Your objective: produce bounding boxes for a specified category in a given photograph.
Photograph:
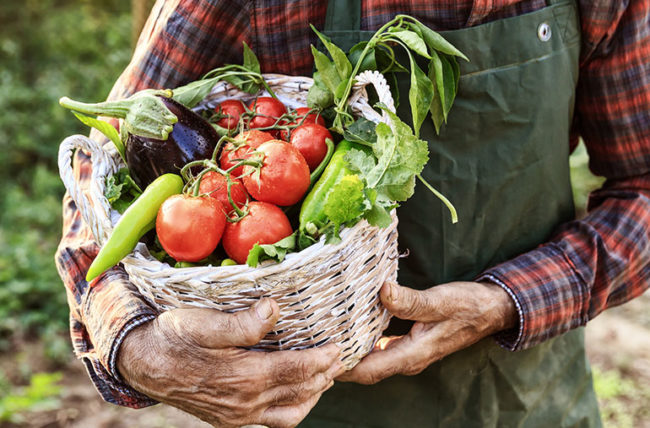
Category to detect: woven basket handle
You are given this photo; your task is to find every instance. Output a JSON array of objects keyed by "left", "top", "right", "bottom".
[
  {"left": 58, "top": 135, "right": 120, "bottom": 245},
  {"left": 349, "top": 70, "right": 397, "bottom": 124}
]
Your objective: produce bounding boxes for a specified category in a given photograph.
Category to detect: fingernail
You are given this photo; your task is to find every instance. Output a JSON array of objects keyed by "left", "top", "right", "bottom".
[{"left": 255, "top": 299, "right": 274, "bottom": 320}]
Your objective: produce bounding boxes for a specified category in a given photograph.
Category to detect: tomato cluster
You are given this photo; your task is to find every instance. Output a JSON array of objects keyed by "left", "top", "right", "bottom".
[{"left": 155, "top": 97, "right": 332, "bottom": 265}]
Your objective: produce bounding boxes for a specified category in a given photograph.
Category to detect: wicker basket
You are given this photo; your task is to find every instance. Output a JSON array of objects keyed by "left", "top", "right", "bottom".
[{"left": 58, "top": 71, "right": 398, "bottom": 369}]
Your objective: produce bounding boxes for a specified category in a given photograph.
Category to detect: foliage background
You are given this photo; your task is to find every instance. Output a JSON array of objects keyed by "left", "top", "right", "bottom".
[
  {"left": 0, "top": 0, "right": 132, "bottom": 355},
  {"left": 0, "top": 1, "right": 647, "bottom": 426}
]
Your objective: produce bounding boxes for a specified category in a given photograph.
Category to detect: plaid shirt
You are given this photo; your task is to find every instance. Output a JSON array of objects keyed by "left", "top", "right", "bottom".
[{"left": 56, "top": 0, "right": 650, "bottom": 407}]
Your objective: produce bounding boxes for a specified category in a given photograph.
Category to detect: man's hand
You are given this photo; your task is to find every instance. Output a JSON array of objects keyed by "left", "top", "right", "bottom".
[
  {"left": 118, "top": 298, "right": 344, "bottom": 428},
  {"left": 337, "top": 281, "right": 517, "bottom": 385}
]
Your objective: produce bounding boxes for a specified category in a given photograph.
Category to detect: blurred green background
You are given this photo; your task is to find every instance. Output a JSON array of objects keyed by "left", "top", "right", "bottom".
[
  {"left": 0, "top": 1, "right": 647, "bottom": 427},
  {"left": 0, "top": 0, "right": 133, "bottom": 357}
]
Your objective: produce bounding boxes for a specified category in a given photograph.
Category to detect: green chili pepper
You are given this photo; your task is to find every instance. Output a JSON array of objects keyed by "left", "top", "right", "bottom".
[
  {"left": 298, "top": 140, "right": 366, "bottom": 238},
  {"left": 86, "top": 173, "right": 184, "bottom": 281}
]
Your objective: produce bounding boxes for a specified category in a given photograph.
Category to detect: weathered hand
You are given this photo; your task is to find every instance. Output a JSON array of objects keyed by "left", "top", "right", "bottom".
[
  {"left": 118, "top": 298, "right": 344, "bottom": 427},
  {"left": 337, "top": 281, "right": 517, "bottom": 385}
]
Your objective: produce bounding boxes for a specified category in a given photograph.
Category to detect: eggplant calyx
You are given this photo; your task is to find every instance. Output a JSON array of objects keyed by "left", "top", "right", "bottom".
[{"left": 59, "top": 89, "right": 178, "bottom": 140}]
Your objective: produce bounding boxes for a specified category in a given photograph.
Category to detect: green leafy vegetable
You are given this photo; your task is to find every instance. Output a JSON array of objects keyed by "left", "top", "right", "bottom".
[
  {"left": 307, "top": 72, "right": 335, "bottom": 109},
  {"left": 311, "top": 26, "right": 353, "bottom": 81},
  {"left": 311, "top": 45, "right": 343, "bottom": 95},
  {"left": 407, "top": 21, "right": 468, "bottom": 61},
  {"left": 343, "top": 117, "right": 378, "bottom": 146},
  {"left": 347, "top": 107, "right": 429, "bottom": 199},
  {"left": 322, "top": 174, "right": 370, "bottom": 239},
  {"left": 308, "top": 14, "right": 467, "bottom": 136},
  {"left": 104, "top": 168, "right": 142, "bottom": 213},
  {"left": 242, "top": 41, "right": 261, "bottom": 74},
  {"left": 246, "top": 232, "right": 297, "bottom": 267},
  {"left": 387, "top": 29, "right": 431, "bottom": 59},
  {"left": 407, "top": 54, "right": 434, "bottom": 137}
]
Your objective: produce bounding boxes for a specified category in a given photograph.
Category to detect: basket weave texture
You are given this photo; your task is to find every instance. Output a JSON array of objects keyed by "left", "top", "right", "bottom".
[{"left": 58, "top": 72, "right": 398, "bottom": 368}]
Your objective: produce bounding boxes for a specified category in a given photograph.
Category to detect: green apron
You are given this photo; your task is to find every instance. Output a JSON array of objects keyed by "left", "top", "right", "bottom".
[{"left": 302, "top": 0, "right": 602, "bottom": 426}]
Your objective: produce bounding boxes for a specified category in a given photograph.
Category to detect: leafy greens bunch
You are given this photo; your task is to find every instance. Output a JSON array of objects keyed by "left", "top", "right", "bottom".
[
  {"left": 298, "top": 16, "right": 463, "bottom": 249},
  {"left": 308, "top": 15, "right": 468, "bottom": 137}
]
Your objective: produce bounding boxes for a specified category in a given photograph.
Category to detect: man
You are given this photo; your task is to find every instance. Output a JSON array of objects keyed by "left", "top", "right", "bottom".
[{"left": 56, "top": 0, "right": 650, "bottom": 426}]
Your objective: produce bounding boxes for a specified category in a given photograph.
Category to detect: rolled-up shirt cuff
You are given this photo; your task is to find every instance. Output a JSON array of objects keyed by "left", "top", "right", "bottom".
[{"left": 476, "top": 243, "right": 587, "bottom": 351}]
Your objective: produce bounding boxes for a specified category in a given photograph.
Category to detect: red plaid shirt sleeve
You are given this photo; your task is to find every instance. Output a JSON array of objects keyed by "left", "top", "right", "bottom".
[
  {"left": 56, "top": 0, "right": 650, "bottom": 408},
  {"left": 55, "top": 151, "right": 158, "bottom": 408}
]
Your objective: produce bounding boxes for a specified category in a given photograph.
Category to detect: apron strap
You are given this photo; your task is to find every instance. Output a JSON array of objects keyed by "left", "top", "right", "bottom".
[{"left": 324, "top": 0, "right": 361, "bottom": 32}]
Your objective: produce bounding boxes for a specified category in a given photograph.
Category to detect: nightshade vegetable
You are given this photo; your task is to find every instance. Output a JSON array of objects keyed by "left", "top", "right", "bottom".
[
  {"left": 86, "top": 173, "right": 184, "bottom": 281},
  {"left": 60, "top": 95, "right": 220, "bottom": 189}
]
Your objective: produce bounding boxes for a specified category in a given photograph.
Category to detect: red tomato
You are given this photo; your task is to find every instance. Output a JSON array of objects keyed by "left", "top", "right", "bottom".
[
  {"left": 280, "top": 107, "right": 327, "bottom": 140},
  {"left": 295, "top": 107, "right": 326, "bottom": 127},
  {"left": 215, "top": 100, "right": 246, "bottom": 130},
  {"left": 242, "top": 140, "right": 310, "bottom": 206},
  {"left": 248, "top": 97, "right": 287, "bottom": 136},
  {"left": 156, "top": 194, "right": 226, "bottom": 262},
  {"left": 289, "top": 123, "right": 333, "bottom": 171},
  {"left": 219, "top": 130, "right": 274, "bottom": 177},
  {"left": 198, "top": 171, "right": 249, "bottom": 213},
  {"left": 222, "top": 201, "right": 293, "bottom": 264}
]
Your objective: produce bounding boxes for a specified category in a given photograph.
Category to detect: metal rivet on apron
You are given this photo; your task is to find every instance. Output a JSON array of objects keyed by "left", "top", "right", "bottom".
[{"left": 537, "top": 22, "right": 552, "bottom": 42}]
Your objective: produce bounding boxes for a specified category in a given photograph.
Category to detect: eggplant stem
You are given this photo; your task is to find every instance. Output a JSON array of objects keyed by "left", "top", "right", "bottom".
[{"left": 59, "top": 97, "right": 129, "bottom": 118}]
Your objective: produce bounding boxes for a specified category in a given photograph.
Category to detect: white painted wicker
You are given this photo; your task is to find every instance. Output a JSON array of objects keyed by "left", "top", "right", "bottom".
[{"left": 58, "top": 71, "right": 398, "bottom": 368}]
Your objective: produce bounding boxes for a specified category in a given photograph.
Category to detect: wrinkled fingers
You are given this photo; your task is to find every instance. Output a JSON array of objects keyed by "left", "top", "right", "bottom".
[{"left": 262, "top": 344, "right": 341, "bottom": 388}]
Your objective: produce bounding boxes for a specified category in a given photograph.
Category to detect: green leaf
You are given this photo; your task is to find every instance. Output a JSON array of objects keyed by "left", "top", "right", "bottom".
[
  {"left": 348, "top": 108, "right": 429, "bottom": 203},
  {"left": 345, "top": 147, "right": 377, "bottom": 178},
  {"left": 343, "top": 117, "right": 377, "bottom": 146},
  {"left": 297, "top": 231, "right": 318, "bottom": 251},
  {"left": 366, "top": 204, "right": 392, "bottom": 227},
  {"left": 407, "top": 52, "right": 434, "bottom": 137},
  {"left": 71, "top": 112, "right": 125, "bottom": 161},
  {"left": 387, "top": 29, "right": 431, "bottom": 59},
  {"left": 246, "top": 232, "right": 297, "bottom": 267},
  {"left": 171, "top": 76, "right": 223, "bottom": 108},
  {"left": 429, "top": 54, "right": 445, "bottom": 134},
  {"left": 104, "top": 168, "right": 142, "bottom": 214},
  {"left": 307, "top": 72, "right": 334, "bottom": 109},
  {"left": 334, "top": 79, "right": 350, "bottom": 100},
  {"left": 310, "top": 45, "right": 342, "bottom": 94},
  {"left": 311, "top": 25, "right": 353, "bottom": 80},
  {"left": 442, "top": 53, "right": 460, "bottom": 113},
  {"left": 242, "top": 41, "right": 261, "bottom": 74},
  {"left": 348, "top": 42, "right": 377, "bottom": 72},
  {"left": 409, "top": 21, "right": 469, "bottom": 61}
]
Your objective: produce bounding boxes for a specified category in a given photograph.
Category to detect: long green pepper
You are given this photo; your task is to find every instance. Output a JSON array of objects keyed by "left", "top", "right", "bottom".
[{"left": 86, "top": 173, "right": 184, "bottom": 281}]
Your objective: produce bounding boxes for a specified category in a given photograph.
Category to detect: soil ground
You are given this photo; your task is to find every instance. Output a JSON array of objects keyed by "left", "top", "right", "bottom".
[{"left": 3, "top": 291, "right": 649, "bottom": 428}]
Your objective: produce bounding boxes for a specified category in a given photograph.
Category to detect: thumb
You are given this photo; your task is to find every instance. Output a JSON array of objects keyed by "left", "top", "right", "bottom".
[
  {"left": 167, "top": 298, "right": 281, "bottom": 349},
  {"left": 380, "top": 282, "right": 439, "bottom": 322}
]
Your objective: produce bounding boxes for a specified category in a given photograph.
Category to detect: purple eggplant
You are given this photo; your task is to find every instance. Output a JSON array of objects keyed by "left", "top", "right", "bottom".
[
  {"left": 125, "top": 97, "right": 218, "bottom": 188},
  {"left": 60, "top": 92, "right": 219, "bottom": 189}
]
